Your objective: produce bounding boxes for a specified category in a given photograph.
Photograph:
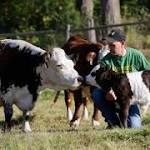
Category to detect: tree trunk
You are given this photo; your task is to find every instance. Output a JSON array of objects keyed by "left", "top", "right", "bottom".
[
  {"left": 101, "top": 0, "right": 122, "bottom": 35},
  {"left": 80, "top": 0, "right": 97, "bottom": 42}
]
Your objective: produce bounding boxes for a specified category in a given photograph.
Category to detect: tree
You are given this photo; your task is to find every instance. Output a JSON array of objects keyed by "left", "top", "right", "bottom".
[
  {"left": 0, "top": 0, "right": 81, "bottom": 46},
  {"left": 77, "top": 0, "right": 96, "bottom": 42},
  {"left": 101, "top": 0, "right": 122, "bottom": 34}
]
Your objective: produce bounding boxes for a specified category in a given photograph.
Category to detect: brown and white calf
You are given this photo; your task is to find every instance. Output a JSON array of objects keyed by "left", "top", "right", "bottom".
[
  {"left": 0, "top": 39, "right": 82, "bottom": 132},
  {"left": 86, "top": 65, "right": 150, "bottom": 128},
  {"left": 62, "top": 35, "right": 103, "bottom": 127}
]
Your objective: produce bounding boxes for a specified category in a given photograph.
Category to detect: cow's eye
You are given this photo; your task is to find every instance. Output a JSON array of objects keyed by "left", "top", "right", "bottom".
[
  {"left": 91, "top": 72, "right": 96, "bottom": 77},
  {"left": 57, "top": 64, "right": 63, "bottom": 69}
]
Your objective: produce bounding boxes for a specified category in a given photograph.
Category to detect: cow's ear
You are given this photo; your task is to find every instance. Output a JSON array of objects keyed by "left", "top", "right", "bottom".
[
  {"left": 100, "top": 71, "right": 110, "bottom": 80},
  {"left": 46, "top": 50, "right": 52, "bottom": 58},
  {"left": 44, "top": 51, "right": 51, "bottom": 68}
]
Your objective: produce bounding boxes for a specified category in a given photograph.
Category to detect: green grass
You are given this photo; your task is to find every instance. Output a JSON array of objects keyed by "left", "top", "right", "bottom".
[{"left": 0, "top": 89, "right": 150, "bottom": 150}]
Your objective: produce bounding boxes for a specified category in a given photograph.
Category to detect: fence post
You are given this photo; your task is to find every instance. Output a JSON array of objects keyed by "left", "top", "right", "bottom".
[{"left": 65, "top": 24, "right": 71, "bottom": 41}]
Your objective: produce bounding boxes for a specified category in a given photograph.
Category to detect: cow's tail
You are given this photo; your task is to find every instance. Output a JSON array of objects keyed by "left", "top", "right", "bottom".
[
  {"left": 53, "top": 91, "right": 61, "bottom": 104},
  {"left": 50, "top": 91, "right": 61, "bottom": 107}
]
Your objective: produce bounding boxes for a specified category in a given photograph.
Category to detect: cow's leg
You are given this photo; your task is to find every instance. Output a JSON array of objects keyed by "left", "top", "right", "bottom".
[
  {"left": 3, "top": 103, "right": 13, "bottom": 132},
  {"left": 118, "top": 98, "right": 130, "bottom": 128},
  {"left": 82, "top": 97, "right": 89, "bottom": 120},
  {"left": 70, "top": 89, "right": 82, "bottom": 127},
  {"left": 64, "top": 90, "right": 73, "bottom": 121},
  {"left": 92, "top": 104, "right": 100, "bottom": 127},
  {"left": 90, "top": 86, "right": 100, "bottom": 127},
  {"left": 23, "top": 111, "right": 32, "bottom": 133},
  {"left": 81, "top": 86, "right": 91, "bottom": 120}
]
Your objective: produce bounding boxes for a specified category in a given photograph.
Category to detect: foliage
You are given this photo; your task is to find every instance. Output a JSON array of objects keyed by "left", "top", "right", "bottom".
[
  {"left": 120, "top": 0, "right": 150, "bottom": 21},
  {"left": 0, "top": 0, "right": 81, "bottom": 47},
  {"left": 93, "top": 0, "right": 102, "bottom": 25},
  {"left": 0, "top": 0, "right": 150, "bottom": 48},
  {"left": 2, "top": 0, "right": 150, "bottom": 32},
  {"left": 0, "top": 0, "right": 81, "bottom": 33}
]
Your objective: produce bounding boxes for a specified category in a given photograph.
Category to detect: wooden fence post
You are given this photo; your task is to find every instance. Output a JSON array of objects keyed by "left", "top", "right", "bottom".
[{"left": 65, "top": 24, "right": 71, "bottom": 41}]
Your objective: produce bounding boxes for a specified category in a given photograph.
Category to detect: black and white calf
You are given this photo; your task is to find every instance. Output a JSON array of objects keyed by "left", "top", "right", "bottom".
[
  {"left": 86, "top": 65, "right": 150, "bottom": 128},
  {"left": 0, "top": 39, "right": 82, "bottom": 132}
]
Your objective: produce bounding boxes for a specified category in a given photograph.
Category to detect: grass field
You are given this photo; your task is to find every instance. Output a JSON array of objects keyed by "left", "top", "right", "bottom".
[{"left": 0, "top": 89, "right": 150, "bottom": 150}]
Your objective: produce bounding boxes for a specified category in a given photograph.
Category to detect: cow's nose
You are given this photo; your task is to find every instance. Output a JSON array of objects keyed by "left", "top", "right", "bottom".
[{"left": 77, "top": 76, "right": 84, "bottom": 83}]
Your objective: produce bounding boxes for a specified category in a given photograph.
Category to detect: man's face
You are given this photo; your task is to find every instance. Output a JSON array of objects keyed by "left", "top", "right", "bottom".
[{"left": 109, "top": 41, "right": 125, "bottom": 56}]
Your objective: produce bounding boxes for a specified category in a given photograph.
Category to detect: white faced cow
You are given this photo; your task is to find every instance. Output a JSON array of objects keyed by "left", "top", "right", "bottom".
[
  {"left": 0, "top": 39, "right": 82, "bottom": 132},
  {"left": 86, "top": 64, "right": 150, "bottom": 128}
]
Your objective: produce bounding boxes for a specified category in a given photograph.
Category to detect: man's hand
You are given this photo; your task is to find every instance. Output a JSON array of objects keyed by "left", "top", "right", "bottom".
[{"left": 105, "top": 89, "right": 117, "bottom": 101}]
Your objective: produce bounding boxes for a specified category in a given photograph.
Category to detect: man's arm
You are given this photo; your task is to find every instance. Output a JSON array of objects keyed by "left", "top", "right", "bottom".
[{"left": 138, "top": 53, "right": 150, "bottom": 70}]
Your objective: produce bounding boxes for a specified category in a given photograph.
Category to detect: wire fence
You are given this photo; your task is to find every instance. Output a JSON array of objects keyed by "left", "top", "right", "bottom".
[{"left": 0, "top": 20, "right": 150, "bottom": 49}]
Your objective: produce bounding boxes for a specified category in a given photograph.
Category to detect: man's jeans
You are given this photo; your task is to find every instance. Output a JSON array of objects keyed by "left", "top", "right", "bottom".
[{"left": 92, "top": 88, "right": 141, "bottom": 128}]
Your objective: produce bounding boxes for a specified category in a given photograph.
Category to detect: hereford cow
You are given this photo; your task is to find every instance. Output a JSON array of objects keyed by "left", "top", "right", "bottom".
[
  {"left": 61, "top": 35, "right": 103, "bottom": 127},
  {"left": 86, "top": 64, "right": 150, "bottom": 128},
  {"left": 0, "top": 39, "right": 82, "bottom": 132}
]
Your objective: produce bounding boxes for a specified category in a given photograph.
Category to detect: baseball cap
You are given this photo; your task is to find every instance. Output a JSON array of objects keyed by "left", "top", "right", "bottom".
[{"left": 105, "top": 29, "right": 126, "bottom": 43}]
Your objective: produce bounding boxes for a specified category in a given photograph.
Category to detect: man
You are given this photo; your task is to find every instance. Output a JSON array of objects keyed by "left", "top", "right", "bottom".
[{"left": 92, "top": 29, "right": 150, "bottom": 128}]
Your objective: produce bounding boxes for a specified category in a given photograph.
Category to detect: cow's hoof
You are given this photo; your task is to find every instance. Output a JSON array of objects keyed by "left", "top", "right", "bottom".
[
  {"left": 23, "top": 122, "right": 32, "bottom": 133},
  {"left": 92, "top": 119, "right": 100, "bottom": 128},
  {"left": 2, "top": 123, "right": 11, "bottom": 133},
  {"left": 70, "top": 118, "right": 80, "bottom": 128},
  {"left": 2, "top": 127, "right": 11, "bottom": 133},
  {"left": 23, "top": 128, "right": 32, "bottom": 133}
]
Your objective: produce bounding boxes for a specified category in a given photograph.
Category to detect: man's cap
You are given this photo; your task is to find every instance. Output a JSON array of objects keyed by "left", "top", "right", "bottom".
[{"left": 105, "top": 29, "right": 126, "bottom": 43}]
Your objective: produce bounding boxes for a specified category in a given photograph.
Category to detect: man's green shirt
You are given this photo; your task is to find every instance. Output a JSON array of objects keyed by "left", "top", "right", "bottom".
[{"left": 101, "top": 47, "right": 150, "bottom": 73}]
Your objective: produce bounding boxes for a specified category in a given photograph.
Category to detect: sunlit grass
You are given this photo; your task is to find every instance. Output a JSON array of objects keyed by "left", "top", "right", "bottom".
[{"left": 0, "top": 90, "right": 150, "bottom": 149}]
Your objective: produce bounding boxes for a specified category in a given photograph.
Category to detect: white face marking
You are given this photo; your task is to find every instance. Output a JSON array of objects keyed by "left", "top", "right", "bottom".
[
  {"left": 127, "top": 71, "right": 150, "bottom": 106},
  {"left": 98, "top": 48, "right": 110, "bottom": 61},
  {"left": 86, "top": 65, "right": 101, "bottom": 88},
  {"left": 37, "top": 47, "right": 82, "bottom": 91},
  {"left": 86, "top": 52, "right": 96, "bottom": 65},
  {"left": 1, "top": 39, "right": 45, "bottom": 55}
]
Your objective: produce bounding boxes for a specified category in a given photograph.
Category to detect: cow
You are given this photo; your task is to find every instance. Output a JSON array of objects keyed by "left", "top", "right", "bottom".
[
  {"left": 85, "top": 64, "right": 150, "bottom": 128},
  {"left": 61, "top": 35, "right": 103, "bottom": 127},
  {"left": 0, "top": 39, "right": 82, "bottom": 132}
]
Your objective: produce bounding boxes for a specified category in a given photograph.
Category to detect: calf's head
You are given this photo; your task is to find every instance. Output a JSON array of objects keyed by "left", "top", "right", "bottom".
[
  {"left": 86, "top": 64, "right": 116, "bottom": 91},
  {"left": 63, "top": 35, "right": 102, "bottom": 77}
]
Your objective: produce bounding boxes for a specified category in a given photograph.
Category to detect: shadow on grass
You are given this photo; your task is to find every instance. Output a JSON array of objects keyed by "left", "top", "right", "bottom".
[{"left": 0, "top": 115, "right": 35, "bottom": 130}]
